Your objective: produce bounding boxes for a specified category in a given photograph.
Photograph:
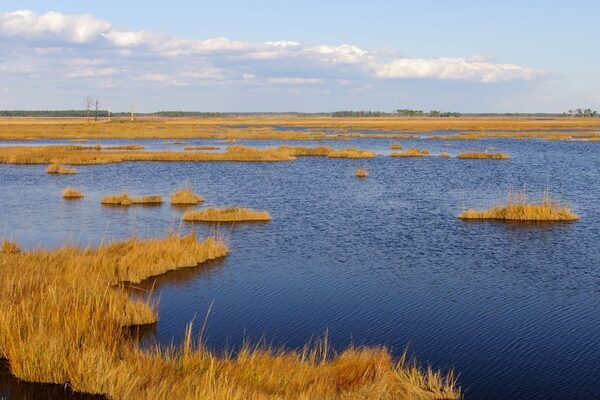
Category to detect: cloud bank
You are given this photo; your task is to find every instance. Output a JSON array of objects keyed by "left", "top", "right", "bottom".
[{"left": 0, "top": 9, "right": 548, "bottom": 110}]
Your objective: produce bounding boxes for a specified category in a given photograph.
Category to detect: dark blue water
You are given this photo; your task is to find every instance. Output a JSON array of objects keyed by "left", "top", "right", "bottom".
[{"left": 1, "top": 137, "right": 600, "bottom": 399}]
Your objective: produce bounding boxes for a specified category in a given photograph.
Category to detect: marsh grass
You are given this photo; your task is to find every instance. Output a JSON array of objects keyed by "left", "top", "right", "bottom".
[
  {"left": 183, "top": 207, "right": 272, "bottom": 222},
  {"left": 438, "top": 152, "right": 451, "bottom": 158},
  {"left": 355, "top": 167, "right": 369, "bottom": 178},
  {"left": 170, "top": 184, "right": 204, "bottom": 205},
  {"left": 1, "top": 239, "right": 20, "bottom": 254},
  {"left": 391, "top": 148, "right": 430, "bottom": 157},
  {"left": 459, "top": 188, "right": 579, "bottom": 221},
  {"left": 390, "top": 143, "right": 403, "bottom": 149},
  {"left": 103, "top": 145, "right": 145, "bottom": 150},
  {"left": 47, "top": 164, "right": 77, "bottom": 174},
  {"left": 62, "top": 187, "right": 84, "bottom": 198},
  {"left": 184, "top": 145, "right": 220, "bottom": 150},
  {"left": 327, "top": 148, "right": 376, "bottom": 158},
  {"left": 456, "top": 152, "right": 510, "bottom": 159},
  {"left": 0, "top": 233, "right": 460, "bottom": 399},
  {"left": 101, "top": 194, "right": 162, "bottom": 206}
]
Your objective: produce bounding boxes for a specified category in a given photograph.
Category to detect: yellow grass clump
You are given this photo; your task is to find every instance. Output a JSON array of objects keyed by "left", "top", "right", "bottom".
[
  {"left": 184, "top": 145, "right": 220, "bottom": 150},
  {"left": 456, "top": 152, "right": 510, "bottom": 159},
  {"left": 46, "top": 163, "right": 77, "bottom": 174},
  {"left": 459, "top": 189, "right": 579, "bottom": 221},
  {"left": 170, "top": 185, "right": 204, "bottom": 205},
  {"left": 1, "top": 239, "right": 20, "bottom": 254},
  {"left": 62, "top": 187, "right": 84, "bottom": 198},
  {"left": 355, "top": 167, "right": 369, "bottom": 178},
  {"left": 183, "top": 207, "right": 272, "bottom": 222},
  {"left": 438, "top": 152, "right": 451, "bottom": 158},
  {"left": 327, "top": 148, "right": 376, "bottom": 159},
  {"left": 101, "top": 193, "right": 162, "bottom": 206},
  {"left": 390, "top": 143, "right": 403, "bottom": 149},
  {"left": 391, "top": 148, "right": 430, "bottom": 157}
]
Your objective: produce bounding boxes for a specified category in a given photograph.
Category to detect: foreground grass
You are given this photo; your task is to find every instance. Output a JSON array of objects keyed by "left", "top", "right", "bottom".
[
  {"left": 0, "top": 235, "right": 460, "bottom": 399},
  {"left": 183, "top": 207, "right": 272, "bottom": 222},
  {"left": 1, "top": 239, "right": 20, "bottom": 254},
  {"left": 459, "top": 190, "right": 579, "bottom": 221}
]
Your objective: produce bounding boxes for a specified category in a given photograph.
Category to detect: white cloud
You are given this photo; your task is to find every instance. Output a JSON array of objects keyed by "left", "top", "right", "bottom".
[
  {"left": 66, "top": 67, "right": 121, "bottom": 78},
  {"left": 375, "top": 57, "right": 546, "bottom": 82},
  {"left": 0, "top": 10, "right": 111, "bottom": 43},
  {"left": 269, "top": 77, "right": 324, "bottom": 85}
]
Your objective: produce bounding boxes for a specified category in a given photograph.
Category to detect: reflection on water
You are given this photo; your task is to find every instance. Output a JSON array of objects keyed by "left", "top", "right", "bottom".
[{"left": 1, "top": 137, "right": 600, "bottom": 399}]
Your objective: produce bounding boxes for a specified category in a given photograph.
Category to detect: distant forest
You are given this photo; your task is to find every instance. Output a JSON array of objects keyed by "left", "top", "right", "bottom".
[{"left": 0, "top": 109, "right": 597, "bottom": 118}]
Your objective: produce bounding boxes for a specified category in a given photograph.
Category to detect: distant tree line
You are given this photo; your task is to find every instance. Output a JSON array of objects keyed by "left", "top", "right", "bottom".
[{"left": 564, "top": 108, "right": 598, "bottom": 117}]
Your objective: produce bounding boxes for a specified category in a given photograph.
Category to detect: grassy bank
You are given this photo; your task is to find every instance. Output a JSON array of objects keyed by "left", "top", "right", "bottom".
[{"left": 0, "top": 235, "right": 460, "bottom": 399}]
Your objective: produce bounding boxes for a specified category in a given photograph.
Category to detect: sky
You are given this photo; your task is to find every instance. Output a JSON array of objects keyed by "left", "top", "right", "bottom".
[{"left": 0, "top": 0, "right": 599, "bottom": 112}]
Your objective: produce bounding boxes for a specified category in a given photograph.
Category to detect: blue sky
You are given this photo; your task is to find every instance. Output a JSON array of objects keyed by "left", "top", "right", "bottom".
[{"left": 0, "top": 1, "right": 598, "bottom": 112}]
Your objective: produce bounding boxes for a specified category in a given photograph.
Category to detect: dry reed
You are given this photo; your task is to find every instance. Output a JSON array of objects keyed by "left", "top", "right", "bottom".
[
  {"left": 171, "top": 185, "right": 204, "bottom": 205},
  {"left": 183, "top": 207, "right": 272, "bottom": 222},
  {"left": 1, "top": 239, "right": 20, "bottom": 254},
  {"left": 62, "top": 187, "right": 84, "bottom": 198},
  {"left": 327, "top": 148, "right": 376, "bottom": 158},
  {"left": 101, "top": 193, "right": 162, "bottom": 206},
  {"left": 459, "top": 189, "right": 579, "bottom": 221},
  {"left": 355, "top": 167, "right": 369, "bottom": 178},
  {"left": 456, "top": 152, "right": 510, "bottom": 159},
  {"left": 391, "top": 148, "right": 430, "bottom": 157},
  {"left": 47, "top": 163, "right": 77, "bottom": 174}
]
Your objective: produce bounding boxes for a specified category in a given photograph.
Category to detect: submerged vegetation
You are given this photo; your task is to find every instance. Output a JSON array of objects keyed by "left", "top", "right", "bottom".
[
  {"left": 456, "top": 152, "right": 510, "bottom": 159},
  {"left": 459, "top": 189, "right": 579, "bottom": 221},
  {"left": 47, "top": 163, "right": 77, "bottom": 174},
  {"left": 391, "top": 148, "right": 430, "bottom": 157},
  {"left": 0, "top": 235, "right": 460, "bottom": 399},
  {"left": 62, "top": 187, "right": 84, "bottom": 198},
  {"left": 183, "top": 208, "right": 272, "bottom": 222}
]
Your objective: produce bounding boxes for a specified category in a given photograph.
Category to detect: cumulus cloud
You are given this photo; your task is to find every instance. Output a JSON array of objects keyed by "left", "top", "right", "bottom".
[
  {"left": 0, "top": 8, "right": 547, "bottom": 100},
  {"left": 375, "top": 57, "right": 545, "bottom": 82}
]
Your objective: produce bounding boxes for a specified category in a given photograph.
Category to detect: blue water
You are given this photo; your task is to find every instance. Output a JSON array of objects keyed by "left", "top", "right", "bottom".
[{"left": 1, "top": 137, "right": 600, "bottom": 399}]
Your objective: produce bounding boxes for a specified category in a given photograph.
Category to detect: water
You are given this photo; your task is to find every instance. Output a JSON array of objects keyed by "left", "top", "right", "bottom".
[{"left": 1, "top": 137, "right": 600, "bottom": 399}]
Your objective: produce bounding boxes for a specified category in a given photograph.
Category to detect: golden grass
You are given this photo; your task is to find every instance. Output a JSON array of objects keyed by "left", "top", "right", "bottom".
[
  {"left": 184, "top": 145, "right": 220, "bottom": 150},
  {"left": 62, "top": 187, "right": 84, "bottom": 198},
  {"left": 278, "top": 145, "right": 335, "bottom": 157},
  {"left": 438, "top": 152, "right": 451, "bottom": 158},
  {"left": 1, "top": 239, "right": 20, "bottom": 254},
  {"left": 390, "top": 143, "right": 403, "bottom": 149},
  {"left": 327, "top": 148, "right": 377, "bottom": 159},
  {"left": 459, "top": 189, "right": 579, "bottom": 221},
  {"left": 170, "top": 185, "right": 204, "bottom": 205},
  {"left": 0, "top": 233, "right": 460, "bottom": 399},
  {"left": 355, "top": 167, "right": 369, "bottom": 178},
  {"left": 101, "top": 193, "right": 162, "bottom": 206},
  {"left": 456, "top": 152, "right": 510, "bottom": 159},
  {"left": 1, "top": 145, "right": 297, "bottom": 165},
  {"left": 104, "top": 145, "right": 145, "bottom": 150},
  {"left": 183, "top": 207, "right": 272, "bottom": 222},
  {"left": 391, "top": 148, "right": 430, "bottom": 157},
  {"left": 47, "top": 163, "right": 77, "bottom": 174}
]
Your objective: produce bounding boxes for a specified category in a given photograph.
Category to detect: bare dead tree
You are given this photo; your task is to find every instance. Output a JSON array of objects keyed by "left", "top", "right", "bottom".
[
  {"left": 84, "top": 96, "right": 94, "bottom": 122},
  {"left": 130, "top": 102, "right": 136, "bottom": 121},
  {"left": 107, "top": 98, "right": 111, "bottom": 122},
  {"left": 94, "top": 98, "right": 99, "bottom": 122}
]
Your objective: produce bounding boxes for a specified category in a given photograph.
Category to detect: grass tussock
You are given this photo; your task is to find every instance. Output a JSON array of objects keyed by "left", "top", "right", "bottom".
[
  {"left": 456, "top": 152, "right": 510, "bottom": 159},
  {"left": 355, "top": 167, "right": 369, "bottom": 178},
  {"left": 47, "top": 163, "right": 77, "bottom": 174},
  {"left": 183, "top": 207, "right": 272, "bottom": 222},
  {"left": 327, "top": 148, "right": 376, "bottom": 159},
  {"left": 183, "top": 145, "right": 220, "bottom": 151},
  {"left": 438, "top": 152, "right": 451, "bottom": 158},
  {"left": 459, "top": 189, "right": 579, "bottom": 221},
  {"left": 171, "top": 184, "right": 204, "bottom": 205},
  {"left": 1, "top": 239, "right": 20, "bottom": 254},
  {"left": 101, "top": 193, "right": 162, "bottom": 206},
  {"left": 62, "top": 187, "right": 84, "bottom": 198},
  {"left": 390, "top": 143, "right": 403, "bottom": 149},
  {"left": 391, "top": 148, "right": 430, "bottom": 157}
]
